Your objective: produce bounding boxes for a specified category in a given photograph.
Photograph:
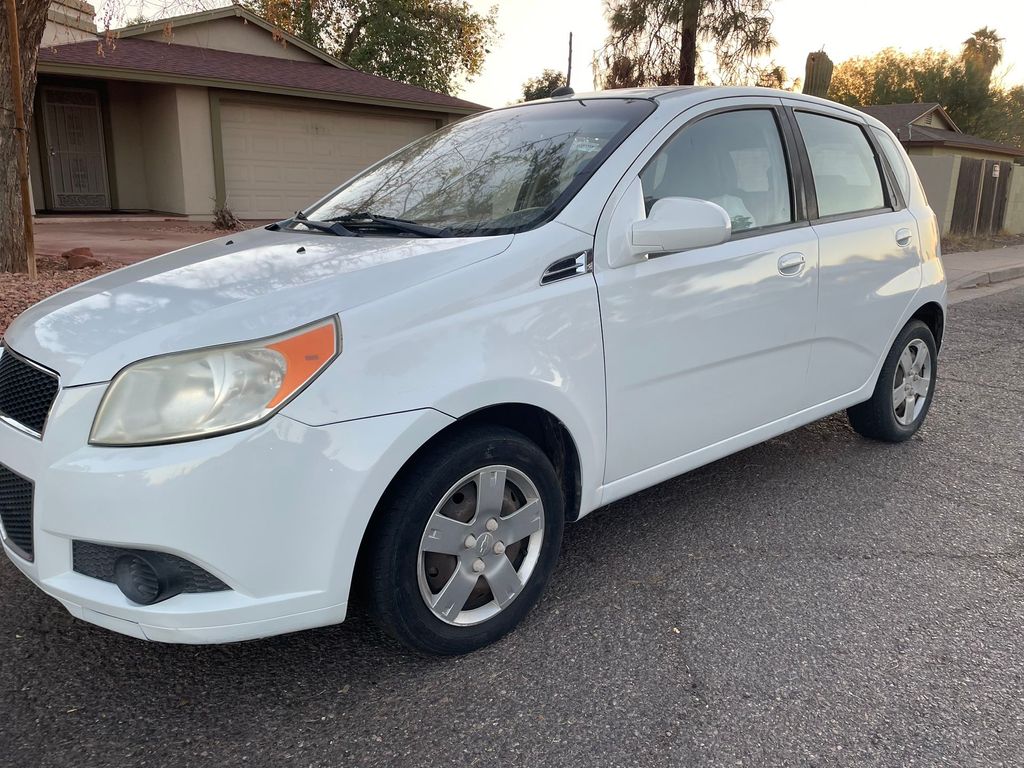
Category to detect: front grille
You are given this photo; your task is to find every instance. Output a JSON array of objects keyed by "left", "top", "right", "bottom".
[
  {"left": 0, "top": 463, "right": 34, "bottom": 561},
  {"left": 72, "top": 541, "right": 230, "bottom": 593},
  {"left": 0, "top": 349, "right": 59, "bottom": 436}
]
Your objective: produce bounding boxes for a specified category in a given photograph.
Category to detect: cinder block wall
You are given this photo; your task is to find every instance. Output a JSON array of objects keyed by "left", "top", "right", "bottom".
[
  {"left": 1004, "top": 170, "right": 1024, "bottom": 235},
  {"left": 909, "top": 154, "right": 960, "bottom": 235}
]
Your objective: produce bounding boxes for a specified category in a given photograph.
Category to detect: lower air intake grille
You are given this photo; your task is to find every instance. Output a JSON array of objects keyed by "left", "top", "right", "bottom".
[
  {"left": 0, "top": 349, "right": 59, "bottom": 436},
  {"left": 0, "top": 463, "right": 34, "bottom": 561},
  {"left": 72, "top": 541, "right": 230, "bottom": 593}
]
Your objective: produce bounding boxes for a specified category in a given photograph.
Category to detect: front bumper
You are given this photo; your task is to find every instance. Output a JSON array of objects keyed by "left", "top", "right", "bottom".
[{"left": 0, "top": 382, "right": 452, "bottom": 643}]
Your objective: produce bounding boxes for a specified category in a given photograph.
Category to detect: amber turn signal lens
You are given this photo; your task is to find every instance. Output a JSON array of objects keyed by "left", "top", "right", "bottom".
[{"left": 265, "top": 320, "right": 339, "bottom": 408}]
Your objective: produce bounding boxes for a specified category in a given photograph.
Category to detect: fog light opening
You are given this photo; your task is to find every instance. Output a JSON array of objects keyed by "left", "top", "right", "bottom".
[{"left": 113, "top": 552, "right": 184, "bottom": 605}]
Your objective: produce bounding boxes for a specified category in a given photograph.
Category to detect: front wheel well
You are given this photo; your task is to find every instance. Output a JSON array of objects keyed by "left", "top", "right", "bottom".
[
  {"left": 350, "top": 403, "right": 584, "bottom": 606},
  {"left": 911, "top": 302, "right": 945, "bottom": 350},
  {"left": 455, "top": 404, "right": 583, "bottom": 523}
]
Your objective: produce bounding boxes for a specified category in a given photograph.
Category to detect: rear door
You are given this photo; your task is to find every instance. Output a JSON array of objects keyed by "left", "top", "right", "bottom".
[{"left": 785, "top": 102, "right": 922, "bottom": 405}]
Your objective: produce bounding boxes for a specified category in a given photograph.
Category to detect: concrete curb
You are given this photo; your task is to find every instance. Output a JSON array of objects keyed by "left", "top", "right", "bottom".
[{"left": 949, "top": 265, "right": 1024, "bottom": 291}]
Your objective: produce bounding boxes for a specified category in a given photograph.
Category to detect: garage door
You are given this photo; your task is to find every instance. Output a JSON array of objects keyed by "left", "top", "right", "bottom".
[{"left": 220, "top": 101, "right": 436, "bottom": 219}]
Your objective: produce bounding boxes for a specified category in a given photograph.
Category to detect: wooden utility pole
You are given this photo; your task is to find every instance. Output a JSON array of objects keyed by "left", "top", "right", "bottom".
[
  {"left": 566, "top": 31, "right": 573, "bottom": 87},
  {"left": 5, "top": 0, "right": 38, "bottom": 278}
]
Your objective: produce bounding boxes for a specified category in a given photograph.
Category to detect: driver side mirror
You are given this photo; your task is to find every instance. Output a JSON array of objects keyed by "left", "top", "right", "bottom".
[{"left": 630, "top": 197, "right": 732, "bottom": 257}]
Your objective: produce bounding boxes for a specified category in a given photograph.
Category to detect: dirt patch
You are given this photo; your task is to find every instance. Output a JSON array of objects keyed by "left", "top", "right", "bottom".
[
  {"left": 942, "top": 232, "right": 1024, "bottom": 254},
  {"left": 0, "top": 257, "right": 121, "bottom": 336}
]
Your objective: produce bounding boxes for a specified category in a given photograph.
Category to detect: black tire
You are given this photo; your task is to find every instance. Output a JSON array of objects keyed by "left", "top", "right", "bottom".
[
  {"left": 847, "top": 319, "right": 937, "bottom": 442},
  {"left": 364, "top": 424, "right": 564, "bottom": 656}
]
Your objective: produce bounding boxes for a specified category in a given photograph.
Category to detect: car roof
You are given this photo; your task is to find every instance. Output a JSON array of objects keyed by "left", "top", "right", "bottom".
[
  {"left": 541, "top": 86, "right": 884, "bottom": 130},
  {"left": 502, "top": 86, "right": 892, "bottom": 138},
  {"left": 563, "top": 85, "right": 835, "bottom": 107}
]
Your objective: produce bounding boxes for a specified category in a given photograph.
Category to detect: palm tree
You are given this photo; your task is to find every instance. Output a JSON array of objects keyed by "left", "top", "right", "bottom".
[{"left": 962, "top": 27, "right": 1004, "bottom": 81}]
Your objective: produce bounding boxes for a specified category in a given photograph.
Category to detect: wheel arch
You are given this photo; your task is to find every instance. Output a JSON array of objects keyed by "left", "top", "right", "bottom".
[
  {"left": 350, "top": 402, "right": 586, "bottom": 605},
  {"left": 910, "top": 301, "right": 945, "bottom": 350}
]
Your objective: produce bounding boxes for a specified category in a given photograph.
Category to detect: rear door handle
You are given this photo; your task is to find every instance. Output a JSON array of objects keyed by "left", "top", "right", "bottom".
[
  {"left": 778, "top": 252, "right": 806, "bottom": 276},
  {"left": 896, "top": 228, "right": 913, "bottom": 247}
]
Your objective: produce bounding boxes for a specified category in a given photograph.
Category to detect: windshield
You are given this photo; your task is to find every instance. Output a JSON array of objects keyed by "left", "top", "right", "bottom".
[{"left": 305, "top": 99, "right": 656, "bottom": 236}]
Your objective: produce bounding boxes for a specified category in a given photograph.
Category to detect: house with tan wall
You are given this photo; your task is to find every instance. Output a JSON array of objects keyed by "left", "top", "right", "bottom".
[
  {"left": 31, "top": 4, "right": 485, "bottom": 220},
  {"left": 858, "top": 103, "right": 1024, "bottom": 236}
]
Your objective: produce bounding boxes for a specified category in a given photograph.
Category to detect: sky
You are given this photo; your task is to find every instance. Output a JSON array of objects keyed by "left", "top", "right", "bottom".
[{"left": 460, "top": 0, "right": 1024, "bottom": 107}]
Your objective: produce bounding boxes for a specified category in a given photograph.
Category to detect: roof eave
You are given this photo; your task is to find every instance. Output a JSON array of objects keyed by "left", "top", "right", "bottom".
[
  {"left": 36, "top": 60, "right": 484, "bottom": 115},
  {"left": 112, "top": 5, "right": 353, "bottom": 70},
  {"left": 903, "top": 138, "right": 1024, "bottom": 158}
]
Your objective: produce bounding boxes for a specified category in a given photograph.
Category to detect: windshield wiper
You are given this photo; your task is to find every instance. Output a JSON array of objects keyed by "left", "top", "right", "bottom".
[
  {"left": 267, "top": 211, "right": 360, "bottom": 237},
  {"left": 326, "top": 213, "right": 445, "bottom": 238}
]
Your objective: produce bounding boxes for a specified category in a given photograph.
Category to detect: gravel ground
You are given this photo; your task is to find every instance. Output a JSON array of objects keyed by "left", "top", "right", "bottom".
[
  {"left": 0, "top": 257, "right": 119, "bottom": 334},
  {"left": 0, "top": 285, "right": 1022, "bottom": 767},
  {"left": 942, "top": 232, "right": 1024, "bottom": 254}
]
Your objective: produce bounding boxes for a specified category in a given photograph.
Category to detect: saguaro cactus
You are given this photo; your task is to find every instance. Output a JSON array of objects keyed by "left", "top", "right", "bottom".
[{"left": 802, "top": 51, "right": 834, "bottom": 98}]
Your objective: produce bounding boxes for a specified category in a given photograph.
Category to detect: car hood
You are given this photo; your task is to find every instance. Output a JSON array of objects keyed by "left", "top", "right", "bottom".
[{"left": 5, "top": 227, "right": 513, "bottom": 385}]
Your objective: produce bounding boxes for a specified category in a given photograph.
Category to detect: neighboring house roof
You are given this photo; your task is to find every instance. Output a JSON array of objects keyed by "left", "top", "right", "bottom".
[
  {"left": 113, "top": 5, "right": 351, "bottom": 70},
  {"left": 38, "top": 39, "right": 486, "bottom": 114},
  {"left": 893, "top": 124, "right": 1024, "bottom": 158},
  {"left": 857, "top": 103, "right": 959, "bottom": 133},
  {"left": 858, "top": 101, "right": 1024, "bottom": 158}
]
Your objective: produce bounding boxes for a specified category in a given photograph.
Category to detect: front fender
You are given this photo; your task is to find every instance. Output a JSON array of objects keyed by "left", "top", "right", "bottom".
[
  {"left": 283, "top": 224, "right": 607, "bottom": 515},
  {"left": 429, "top": 378, "right": 605, "bottom": 515}
]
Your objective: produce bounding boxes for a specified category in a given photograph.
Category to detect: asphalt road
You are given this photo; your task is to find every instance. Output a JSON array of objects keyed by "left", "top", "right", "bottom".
[{"left": 2, "top": 286, "right": 1022, "bottom": 768}]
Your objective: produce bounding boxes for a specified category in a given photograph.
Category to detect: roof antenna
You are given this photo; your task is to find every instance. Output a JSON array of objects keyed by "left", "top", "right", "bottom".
[{"left": 550, "top": 85, "right": 575, "bottom": 98}]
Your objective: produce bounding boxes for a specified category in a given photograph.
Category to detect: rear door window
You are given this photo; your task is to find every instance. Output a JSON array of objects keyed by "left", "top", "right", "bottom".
[{"left": 795, "top": 112, "right": 886, "bottom": 218}]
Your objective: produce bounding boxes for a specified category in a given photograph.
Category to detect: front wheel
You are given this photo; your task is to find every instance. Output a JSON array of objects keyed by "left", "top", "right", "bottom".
[
  {"left": 364, "top": 425, "right": 564, "bottom": 655},
  {"left": 847, "top": 319, "right": 938, "bottom": 442}
]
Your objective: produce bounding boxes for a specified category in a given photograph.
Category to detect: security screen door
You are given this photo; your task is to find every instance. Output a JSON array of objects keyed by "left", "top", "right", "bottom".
[{"left": 42, "top": 87, "right": 111, "bottom": 210}]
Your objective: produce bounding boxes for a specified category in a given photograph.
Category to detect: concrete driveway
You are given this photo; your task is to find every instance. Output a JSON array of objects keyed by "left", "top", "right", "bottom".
[
  {"left": 32, "top": 218, "right": 251, "bottom": 265},
  {"left": 1, "top": 281, "right": 1022, "bottom": 766}
]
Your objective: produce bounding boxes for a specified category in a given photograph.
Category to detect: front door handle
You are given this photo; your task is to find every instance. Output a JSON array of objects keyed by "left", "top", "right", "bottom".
[
  {"left": 896, "top": 228, "right": 914, "bottom": 247},
  {"left": 778, "top": 252, "right": 806, "bottom": 276}
]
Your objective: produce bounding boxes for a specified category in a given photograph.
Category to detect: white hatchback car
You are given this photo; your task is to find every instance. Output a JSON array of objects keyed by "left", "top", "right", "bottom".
[{"left": 0, "top": 87, "right": 945, "bottom": 654}]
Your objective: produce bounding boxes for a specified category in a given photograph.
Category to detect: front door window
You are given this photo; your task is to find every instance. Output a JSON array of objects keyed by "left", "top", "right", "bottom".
[{"left": 640, "top": 109, "right": 793, "bottom": 233}]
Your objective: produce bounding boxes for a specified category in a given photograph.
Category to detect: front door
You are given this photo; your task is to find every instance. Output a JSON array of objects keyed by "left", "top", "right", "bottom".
[
  {"left": 597, "top": 103, "right": 819, "bottom": 484},
  {"left": 41, "top": 87, "right": 110, "bottom": 210}
]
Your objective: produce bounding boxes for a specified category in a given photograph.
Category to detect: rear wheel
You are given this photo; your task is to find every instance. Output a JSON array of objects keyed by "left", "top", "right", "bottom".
[
  {"left": 847, "top": 319, "right": 937, "bottom": 442},
  {"left": 364, "top": 425, "right": 564, "bottom": 655}
]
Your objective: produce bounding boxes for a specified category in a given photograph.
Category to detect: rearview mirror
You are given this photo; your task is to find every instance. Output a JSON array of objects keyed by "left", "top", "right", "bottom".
[{"left": 630, "top": 197, "right": 732, "bottom": 256}]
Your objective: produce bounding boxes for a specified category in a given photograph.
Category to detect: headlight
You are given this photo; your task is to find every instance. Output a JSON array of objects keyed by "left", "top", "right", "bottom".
[{"left": 90, "top": 318, "right": 340, "bottom": 446}]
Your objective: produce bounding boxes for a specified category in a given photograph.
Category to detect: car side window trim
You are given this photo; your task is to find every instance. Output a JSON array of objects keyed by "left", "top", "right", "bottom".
[
  {"left": 729, "top": 218, "right": 812, "bottom": 241},
  {"left": 782, "top": 108, "right": 819, "bottom": 220},
  {"left": 776, "top": 106, "right": 811, "bottom": 223},
  {"left": 638, "top": 104, "right": 806, "bottom": 239},
  {"left": 786, "top": 107, "right": 898, "bottom": 225}
]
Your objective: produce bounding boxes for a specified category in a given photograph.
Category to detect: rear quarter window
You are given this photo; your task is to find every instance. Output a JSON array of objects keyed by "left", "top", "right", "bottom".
[{"left": 871, "top": 126, "right": 911, "bottom": 202}]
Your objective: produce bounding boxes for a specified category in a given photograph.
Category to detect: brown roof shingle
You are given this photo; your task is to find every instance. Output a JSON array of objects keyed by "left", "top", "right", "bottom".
[
  {"left": 857, "top": 102, "right": 1023, "bottom": 157},
  {"left": 38, "top": 39, "right": 487, "bottom": 113},
  {"left": 856, "top": 103, "right": 942, "bottom": 133},
  {"left": 897, "top": 124, "right": 1024, "bottom": 157}
]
